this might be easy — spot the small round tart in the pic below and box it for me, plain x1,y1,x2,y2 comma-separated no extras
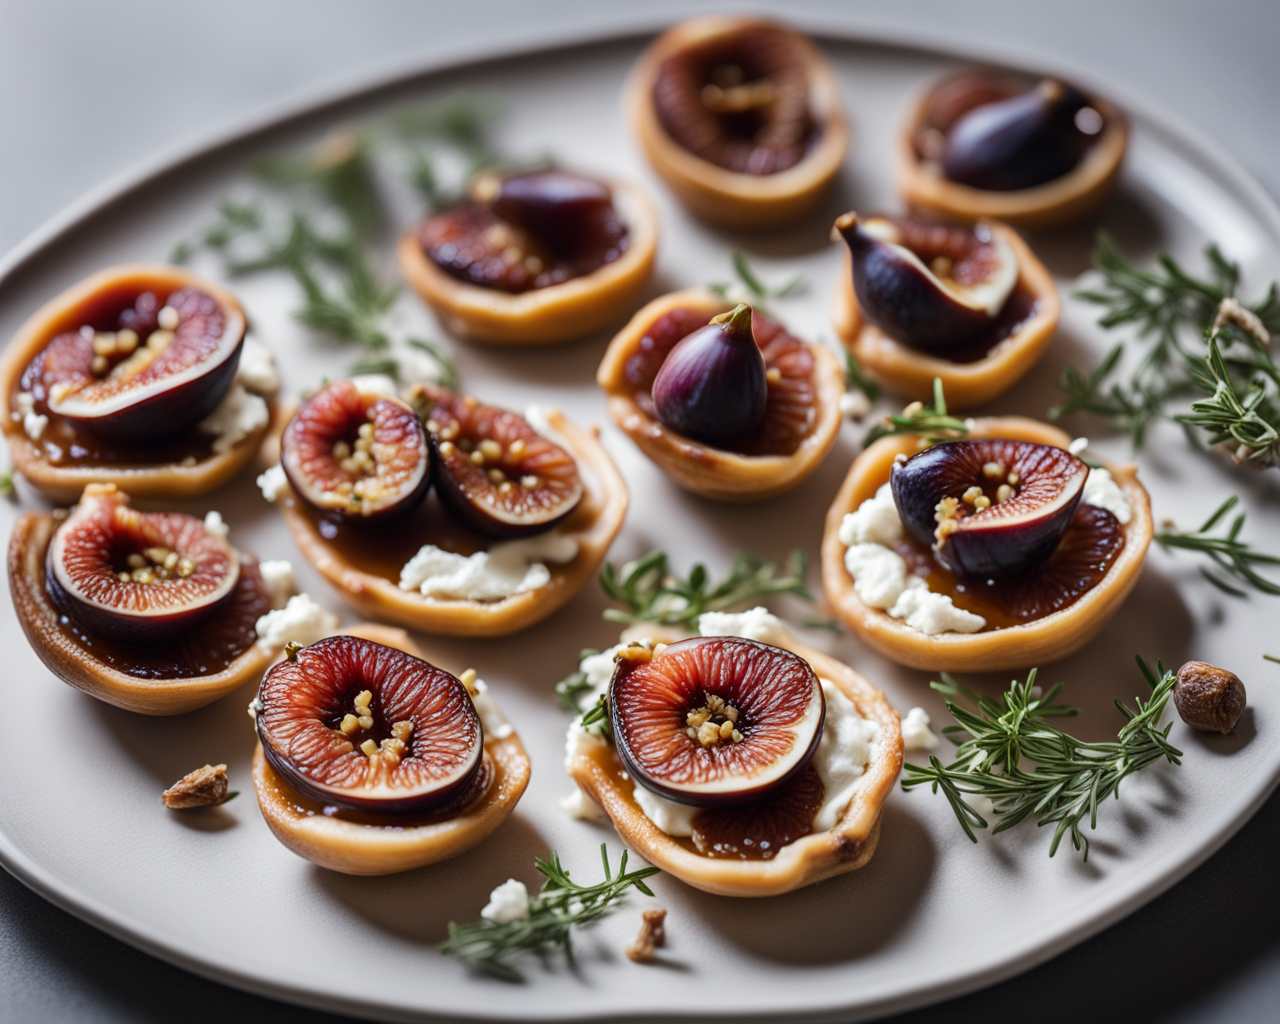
8,489,274,715
251,626,530,875
598,288,844,501
896,69,1128,229
274,402,628,637
627,16,850,228
568,628,902,897
398,176,658,345
0,264,277,502
831,215,1059,409
821,417,1153,672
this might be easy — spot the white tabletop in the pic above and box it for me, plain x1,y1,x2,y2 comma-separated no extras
2,1,1278,1021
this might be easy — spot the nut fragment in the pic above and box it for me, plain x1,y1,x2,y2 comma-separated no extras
624,908,668,963
161,763,230,809
1174,661,1246,734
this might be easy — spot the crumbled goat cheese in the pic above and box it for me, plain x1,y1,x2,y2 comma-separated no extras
258,559,297,610
901,707,938,751
398,533,578,602
1081,466,1132,524
1069,436,1089,455
254,594,339,648
697,606,787,644
257,464,287,502
480,879,530,923
631,782,697,837
469,676,514,739
839,390,872,420
813,680,881,831
235,335,279,393
199,384,269,454
559,786,605,822
563,643,629,769
348,373,398,397
202,510,230,538
15,391,47,441
841,489,986,634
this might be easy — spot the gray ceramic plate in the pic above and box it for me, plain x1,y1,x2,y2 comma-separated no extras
1,22,1277,1024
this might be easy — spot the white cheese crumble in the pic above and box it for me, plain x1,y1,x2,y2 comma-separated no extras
891,576,986,635
839,390,872,420
697,606,787,645
348,373,398,397
198,383,269,454
631,783,698,837
1081,466,1132,524
469,676,514,739
1068,436,1089,455
559,786,605,822
398,533,578,602
235,335,279,394
254,594,339,648
258,559,297,610
838,483,903,547
257,464,287,502
15,391,47,441
202,510,229,538
901,707,938,751
812,680,881,832
480,879,530,924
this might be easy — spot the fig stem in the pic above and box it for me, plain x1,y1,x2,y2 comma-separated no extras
709,302,755,339
284,641,302,662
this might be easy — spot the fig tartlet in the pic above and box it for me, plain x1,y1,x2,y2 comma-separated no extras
896,70,1127,229
627,16,850,228
398,168,658,345
598,290,844,501
0,264,278,501
251,626,530,875
822,418,1153,672
566,619,902,897
267,380,628,637
8,484,296,715
831,213,1060,409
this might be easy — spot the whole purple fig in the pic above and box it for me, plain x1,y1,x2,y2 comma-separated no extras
651,303,768,447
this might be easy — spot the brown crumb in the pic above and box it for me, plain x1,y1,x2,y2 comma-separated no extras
625,908,668,963
162,763,229,809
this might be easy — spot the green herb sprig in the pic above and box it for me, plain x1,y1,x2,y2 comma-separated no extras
554,648,600,711
0,467,15,499
1155,495,1280,597
843,350,881,403
902,660,1182,861
440,845,659,981
600,549,812,628
709,250,805,313
864,377,969,446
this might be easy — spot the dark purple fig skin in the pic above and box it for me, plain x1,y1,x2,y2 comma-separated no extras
891,438,1089,579
942,79,1095,191
836,214,997,353
482,169,614,255
651,303,768,446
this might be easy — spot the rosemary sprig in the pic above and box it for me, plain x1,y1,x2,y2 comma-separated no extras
600,549,812,628
0,467,15,499
1154,495,1280,597
902,660,1182,860
554,648,599,711
578,694,612,740
864,377,969,446
843,349,880,402
440,844,659,981
709,250,804,312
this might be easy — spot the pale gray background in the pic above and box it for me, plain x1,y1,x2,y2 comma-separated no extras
1,1,1278,1021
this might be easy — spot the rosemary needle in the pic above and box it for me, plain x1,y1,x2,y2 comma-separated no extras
1154,495,1280,597
863,377,970,446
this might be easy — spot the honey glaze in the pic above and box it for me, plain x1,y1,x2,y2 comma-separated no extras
912,285,1038,365
48,555,270,679
894,503,1125,630
624,306,816,456
263,752,495,829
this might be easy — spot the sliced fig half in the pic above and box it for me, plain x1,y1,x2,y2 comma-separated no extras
281,381,430,520
46,483,240,646
255,635,484,815
26,285,246,443
835,213,1018,354
609,636,825,809
890,438,1088,579
406,382,583,538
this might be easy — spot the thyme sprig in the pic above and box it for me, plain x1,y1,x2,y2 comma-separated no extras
600,549,812,628
1053,233,1280,463
1154,495,1280,597
709,250,805,313
440,845,659,981
864,378,969,446
902,660,1182,861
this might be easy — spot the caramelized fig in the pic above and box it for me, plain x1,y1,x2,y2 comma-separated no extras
281,381,430,520
834,213,1018,354
942,79,1099,191
890,438,1088,579
651,303,768,445
46,483,239,645
609,636,825,809
24,285,246,443
406,382,583,538
691,764,824,859
255,635,484,815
